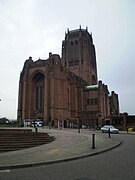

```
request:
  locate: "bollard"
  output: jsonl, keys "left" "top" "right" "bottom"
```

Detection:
{"left": 35, "top": 127, "right": 38, "bottom": 133}
{"left": 92, "top": 134, "right": 95, "bottom": 149}
{"left": 78, "top": 122, "right": 80, "bottom": 133}
{"left": 108, "top": 128, "right": 111, "bottom": 138}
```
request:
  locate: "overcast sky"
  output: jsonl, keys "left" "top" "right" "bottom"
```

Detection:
{"left": 0, "top": 0, "right": 135, "bottom": 119}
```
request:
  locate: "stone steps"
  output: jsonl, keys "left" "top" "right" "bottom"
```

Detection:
{"left": 0, "top": 139, "right": 54, "bottom": 144}
{"left": 0, "top": 131, "right": 55, "bottom": 152}
{"left": 0, "top": 128, "right": 32, "bottom": 134}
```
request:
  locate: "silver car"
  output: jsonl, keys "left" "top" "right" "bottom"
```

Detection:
{"left": 101, "top": 125, "right": 119, "bottom": 134}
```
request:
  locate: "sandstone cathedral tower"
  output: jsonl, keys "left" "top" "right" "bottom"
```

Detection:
{"left": 17, "top": 27, "right": 119, "bottom": 128}
{"left": 62, "top": 27, "right": 97, "bottom": 85}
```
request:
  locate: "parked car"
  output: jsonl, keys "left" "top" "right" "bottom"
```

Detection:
{"left": 101, "top": 125, "right": 119, "bottom": 134}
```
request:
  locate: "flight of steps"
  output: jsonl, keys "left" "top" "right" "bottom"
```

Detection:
{"left": 0, "top": 128, "right": 55, "bottom": 152}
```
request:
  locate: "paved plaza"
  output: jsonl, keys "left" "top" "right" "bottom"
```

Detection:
{"left": 0, "top": 128, "right": 122, "bottom": 170}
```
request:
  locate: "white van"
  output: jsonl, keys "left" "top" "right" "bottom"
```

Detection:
{"left": 32, "top": 119, "right": 43, "bottom": 127}
{"left": 24, "top": 119, "right": 31, "bottom": 127}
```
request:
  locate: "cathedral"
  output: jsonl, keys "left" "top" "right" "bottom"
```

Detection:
{"left": 17, "top": 27, "right": 119, "bottom": 128}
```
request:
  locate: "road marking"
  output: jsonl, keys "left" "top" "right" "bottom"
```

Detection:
{"left": 0, "top": 170, "right": 11, "bottom": 173}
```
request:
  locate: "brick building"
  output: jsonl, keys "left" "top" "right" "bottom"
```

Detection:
{"left": 17, "top": 27, "right": 119, "bottom": 128}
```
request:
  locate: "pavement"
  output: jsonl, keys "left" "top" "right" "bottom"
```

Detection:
{"left": 0, "top": 128, "right": 129, "bottom": 170}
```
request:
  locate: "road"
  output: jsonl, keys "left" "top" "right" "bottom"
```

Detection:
{"left": 0, "top": 133, "right": 135, "bottom": 180}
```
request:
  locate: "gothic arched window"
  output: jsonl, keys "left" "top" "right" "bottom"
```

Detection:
{"left": 32, "top": 73, "right": 45, "bottom": 112}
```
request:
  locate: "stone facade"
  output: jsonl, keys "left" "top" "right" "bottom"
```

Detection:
{"left": 17, "top": 27, "right": 119, "bottom": 128}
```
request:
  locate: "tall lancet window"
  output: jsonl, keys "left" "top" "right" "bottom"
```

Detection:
{"left": 32, "top": 73, "right": 45, "bottom": 113}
